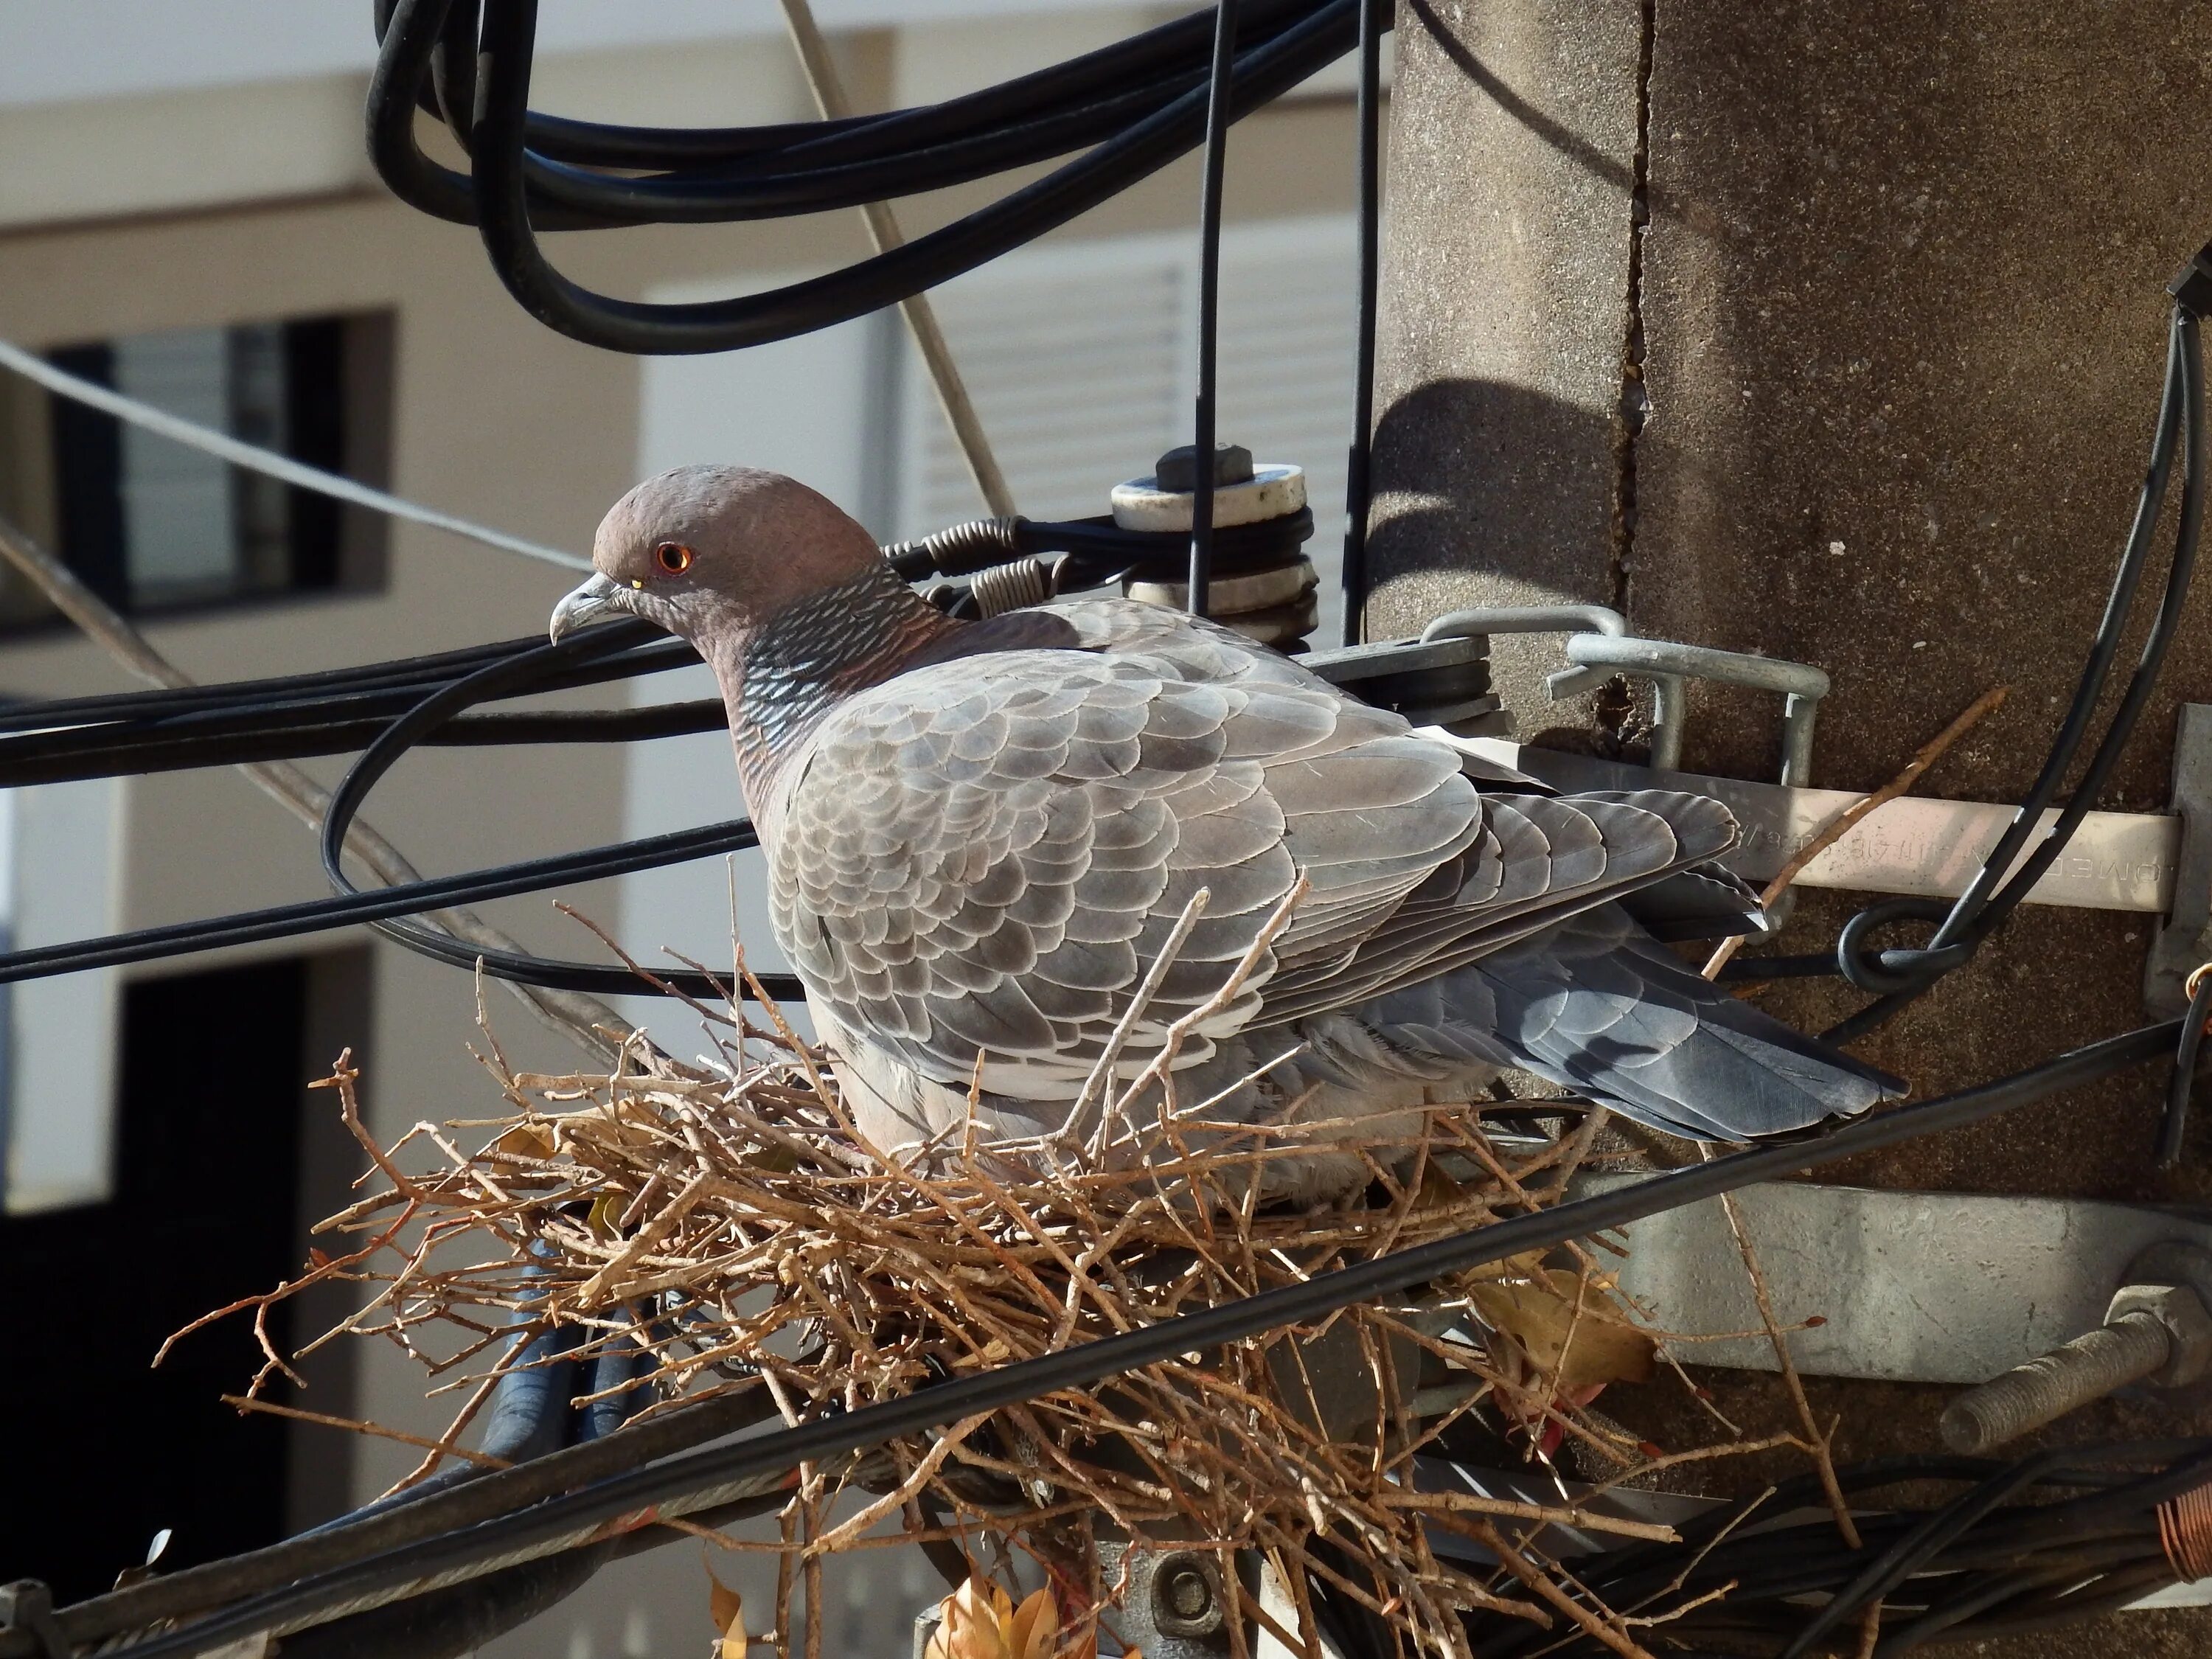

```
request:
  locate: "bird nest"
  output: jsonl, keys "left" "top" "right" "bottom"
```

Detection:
{"left": 209, "top": 994, "right": 1810, "bottom": 1659}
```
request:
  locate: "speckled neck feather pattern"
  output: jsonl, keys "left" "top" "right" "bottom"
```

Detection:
{"left": 728, "top": 560, "right": 960, "bottom": 796}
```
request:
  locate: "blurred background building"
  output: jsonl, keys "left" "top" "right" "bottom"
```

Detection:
{"left": 0, "top": 4, "right": 1383, "bottom": 1652}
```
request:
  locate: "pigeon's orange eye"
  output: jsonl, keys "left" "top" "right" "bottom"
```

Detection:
{"left": 654, "top": 541, "right": 694, "bottom": 576}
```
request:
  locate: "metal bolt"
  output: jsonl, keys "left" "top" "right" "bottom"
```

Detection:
{"left": 1152, "top": 442, "right": 1254, "bottom": 491}
{"left": 1941, "top": 1268, "right": 2212, "bottom": 1454}
{"left": 1166, "top": 1565, "right": 1211, "bottom": 1619}
{"left": 1149, "top": 1551, "right": 1223, "bottom": 1637}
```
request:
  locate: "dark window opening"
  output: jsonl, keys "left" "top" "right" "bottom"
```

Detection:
{"left": 0, "top": 313, "right": 392, "bottom": 632}
{"left": 0, "top": 954, "right": 366, "bottom": 1601}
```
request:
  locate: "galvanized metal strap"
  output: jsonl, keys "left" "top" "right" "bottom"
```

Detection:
{"left": 1444, "top": 735, "right": 2177, "bottom": 915}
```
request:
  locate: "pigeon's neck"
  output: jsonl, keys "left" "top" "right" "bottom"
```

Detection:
{"left": 717, "top": 561, "right": 961, "bottom": 802}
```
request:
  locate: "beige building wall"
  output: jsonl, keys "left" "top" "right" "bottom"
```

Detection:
{"left": 0, "top": 13, "right": 1367, "bottom": 1652}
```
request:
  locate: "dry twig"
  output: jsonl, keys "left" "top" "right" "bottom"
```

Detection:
{"left": 1703, "top": 684, "right": 2010, "bottom": 980}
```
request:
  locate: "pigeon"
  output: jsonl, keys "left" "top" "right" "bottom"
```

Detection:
{"left": 552, "top": 466, "right": 1899, "bottom": 1199}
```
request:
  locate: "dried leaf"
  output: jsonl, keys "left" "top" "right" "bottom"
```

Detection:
{"left": 496, "top": 1121, "right": 557, "bottom": 1160}
{"left": 1470, "top": 1268, "right": 1655, "bottom": 1389}
{"left": 1007, "top": 1587, "right": 1058, "bottom": 1659}
{"left": 1413, "top": 1162, "right": 1465, "bottom": 1208}
{"left": 585, "top": 1190, "right": 625, "bottom": 1241}
{"left": 928, "top": 1577, "right": 1054, "bottom": 1659}
{"left": 704, "top": 1557, "right": 746, "bottom": 1659}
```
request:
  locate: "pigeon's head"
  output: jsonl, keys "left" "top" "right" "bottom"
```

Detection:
{"left": 549, "top": 465, "right": 886, "bottom": 654}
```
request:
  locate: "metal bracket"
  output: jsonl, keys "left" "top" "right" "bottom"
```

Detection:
{"left": 1551, "top": 634, "right": 1829, "bottom": 787}
{"left": 1413, "top": 607, "right": 1829, "bottom": 786}
{"left": 1441, "top": 736, "right": 2179, "bottom": 916}
{"left": 2147, "top": 703, "right": 2212, "bottom": 1013}
{"left": 1578, "top": 1174, "right": 2212, "bottom": 1385}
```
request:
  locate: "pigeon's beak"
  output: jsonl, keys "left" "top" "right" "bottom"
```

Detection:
{"left": 549, "top": 571, "right": 628, "bottom": 643}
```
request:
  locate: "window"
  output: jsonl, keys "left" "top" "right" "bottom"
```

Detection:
{"left": 0, "top": 312, "right": 393, "bottom": 629}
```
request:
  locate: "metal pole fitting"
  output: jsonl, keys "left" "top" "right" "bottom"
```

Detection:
{"left": 1940, "top": 1242, "right": 2212, "bottom": 1453}
{"left": 0, "top": 1584, "right": 66, "bottom": 1659}
{"left": 1554, "top": 633, "right": 1831, "bottom": 785}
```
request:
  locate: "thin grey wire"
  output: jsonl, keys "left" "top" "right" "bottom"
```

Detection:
{"left": 0, "top": 337, "right": 591, "bottom": 573}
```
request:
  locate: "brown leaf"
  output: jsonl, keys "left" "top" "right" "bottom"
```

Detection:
{"left": 1007, "top": 1587, "right": 1058, "bottom": 1659}
{"left": 1470, "top": 1268, "right": 1655, "bottom": 1390}
{"left": 927, "top": 1577, "right": 1046, "bottom": 1659}
{"left": 496, "top": 1121, "right": 557, "bottom": 1160}
{"left": 704, "top": 1556, "right": 746, "bottom": 1659}
{"left": 1413, "top": 1162, "right": 1466, "bottom": 1209}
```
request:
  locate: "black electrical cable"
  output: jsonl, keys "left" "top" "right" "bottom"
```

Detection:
{"left": 0, "top": 516, "right": 1301, "bottom": 792}
{"left": 273, "top": 1544, "right": 617, "bottom": 1659}
{"left": 1806, "top": 1440, "right": 2212, "bottom": 1657}
{"left": 1338, "top": 0, "right": 1384, "bottom": 646}
{"left": 311, "top": 625, "right": 796, "bottom": 1001}
{"left": 1833, "top": 297, "right": 2201, "bottom": 1026}
{"left": 414, "top": 0, "right": 1360, "bottom": 352}
{"left": 1917, "top": 310, "right": 2202, "bottom": 955}
{"left": 0, "top": 630, "right": 554, "bottom": 735}
{"left": 1468, "top": 1442, "right": 2210, "bottom": 1658}
{"left": 65, "top": 1018, "right": 2177, "bottom": 1659}
{"left": 0, "top": 643, "right": 702, "bottom": 787}
{"left": 2160, "top": 964, "right": 2212, "bottom": 1166}
{"left": 370, "top": 0, "right": 1336, "bottom": 222}
{"left": 40, "top": 1388, "right": 786, "bottom": 1652}
{"left": 1186, "top": 0, "right": 1238, "bottom": 619}
{"left": 0, "top": 815, "right": 773, "bottom": 989}
{"left": 1775, "top": 1444, "right": 2155, "bottom": 1658}
{"left": 1715, "top": 282, "right": 2207, "bottom": 1048}
{"left": 0, "top": 701, "right": 734, "bottom": 790}
{"left": 0, "top": 512, "right": 1324, "bottom": 992}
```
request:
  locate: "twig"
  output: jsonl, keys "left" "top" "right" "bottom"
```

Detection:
{"left": 1703, "top": 684, "right": 2009, "bottom": 979}
{"left": 222, "top": 1395, "right": 502, "bottom": 1465}
{"left": 1057, "top": 886, "right": 1212, "bottom": 1146}
{"left": 1700, "top": 1156, "right": 1862, "bottom": 1551}
{"left": 776, "top": 0, "right": 1016, "bottom": 521}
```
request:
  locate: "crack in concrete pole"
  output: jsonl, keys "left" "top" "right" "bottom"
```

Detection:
{"left": 1362, "top": 0, "right": 1652, "bottom": 726}
{"left": 1597, "top": 0, "right": 1658, "bottom": 752}
{"left": 1610, "top": 0, "right": 1656, "bottom": 611}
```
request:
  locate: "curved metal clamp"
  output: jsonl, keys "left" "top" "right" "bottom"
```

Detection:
{"left": 1413, "top": 605, "right": 1828, "bottom": 790}
{"left": 1551, "top": 635, "right": 1829, "bottom": 787}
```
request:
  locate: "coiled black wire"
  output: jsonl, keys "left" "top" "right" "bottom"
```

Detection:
{"left": 1464, "top": 1444, "right": 2211, "bottom": 1658}
{"left": 369, "top": 0, "right": 1359, "bottom": 352}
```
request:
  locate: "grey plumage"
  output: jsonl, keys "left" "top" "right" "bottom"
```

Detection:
{"left": 556, "top": 466, "right": 1902, "bottom": 1200}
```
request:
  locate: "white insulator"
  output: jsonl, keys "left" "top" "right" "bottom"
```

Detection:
{"left": 1109, "top": 463, "right": 1307, "bottom": 532}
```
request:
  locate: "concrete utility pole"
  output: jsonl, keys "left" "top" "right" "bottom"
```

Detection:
{"left": 1368, "top": 3, "right": 2212, "bottom": 1652}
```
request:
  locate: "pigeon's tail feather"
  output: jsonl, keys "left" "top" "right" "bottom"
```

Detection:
{"left": 1615, "top": 863, "right": 1767, "bottom": 943}
{"left": 1343, "top": 904, "right": 1899, "bottom": 1142}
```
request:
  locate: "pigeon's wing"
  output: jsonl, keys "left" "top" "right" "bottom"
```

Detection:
{"left": 1250, "top": 789, "right": 1745, "bottom": 1025}
{"left": 768, "top": 633, "right": 1484, "bottom": 1103}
